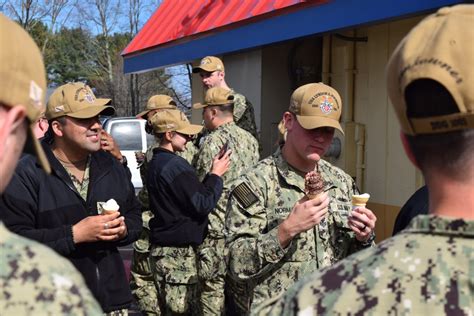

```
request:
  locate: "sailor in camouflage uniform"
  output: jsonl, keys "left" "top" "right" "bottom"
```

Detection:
{"left": 131, "top": 95, "right": 198, "bottom": 315}
{"left": 1, "top": 223, "right": 102, "bottom": 315}
{"left": 131, "top": 95, "right": 179, "bottom": 315}
{"left": 193, "top": 56, "right": 259, "bottom": 143}
{"left": 1, "top": 81, "right": 143, "bottom": 315}
{"left": 193, "top": 87, "right": 260, "bottom": 315}
{"left": 261, "top": 5, "right": 474, "bottom": 315}
{"left": 226, "top": 83, "right": 377, "bottom": 313}
{"left": 0, "top": 13, "right": 102, "bottom": 315}
{"left": 146, "top": 109, "right": 230, "bottom": 315}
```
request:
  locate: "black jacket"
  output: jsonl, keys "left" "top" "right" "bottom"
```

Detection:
{"left": 392, "top": 185, "right": 429, "bottom": 236}
{"left": 0, "top": 141, "right": 142, "bottom": 312}
{"left": 148, "top": 148, "right": 223, "bottom": 246}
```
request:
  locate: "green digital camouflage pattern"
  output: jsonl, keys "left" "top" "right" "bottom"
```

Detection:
{"left": 150, "top": 245, "right": 200, "bottom": 315}
{"left": 130, "top": 211, "right": 159, "bottom": 315}
{"left": 225, "top": 148, "right": 374, "bottom": 312}
{"left": 137, "top": 142, "right": 160, "bottom": 212}
{"left": 178, "top": 140, "right": 199, "bottom": 165}
{"left": 130, "top": 142, "right": 197, "bottom": 315}
{"left": 193, "top": 121, "right": 259, "bottom": 315}
{"left": 61, "top": 155, "right": 91, "bottom": 202}
{"left": 131, "top": 141, "right": 159, "bottom": 315}
{"left": 260, "top": 215, "right": 474, "bottom": 316}
{"left": 194, "top": 121, "right": 259, "bottom": 236}
{"left": 105, "top": 309, "right": 128, "bottom": 316}
{"left": 197, "top": 237, "right": 226, "bottom": 315}
{"left": 232, "top": 91, "right": 259, "bottom": 143}
{"left": 132, "top": 140, "right": 197, "bottom": 315}
{"left": 0, "top": 222, "right": 102, "bottom": 315}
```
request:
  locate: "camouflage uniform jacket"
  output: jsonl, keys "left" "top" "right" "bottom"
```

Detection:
{"left": 262, "top": 215, "right": 474, "bottom": 316}
{"left": 0, "top": 222, "right": 102, "bottom": 315}
{"left": 232, "top": 91, "right": 259, "bottom": 143}
{"left": 225, "top": 149, "right": 374, "bottom": 311}
{"left": 194, "top": 121, "right": 259, "bottom": 237}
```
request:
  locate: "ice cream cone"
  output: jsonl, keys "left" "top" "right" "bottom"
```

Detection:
{"left": 352, "top": 193, "right": 370, "bottom": 208}
{"left": 102, "top": 198, "right": 120, "bottom": 215}
{"left": 304, "top": 166, "right": 324, "bottom": 201}
{"left": 306, "top": 192, "right": 324, "bottom": 200}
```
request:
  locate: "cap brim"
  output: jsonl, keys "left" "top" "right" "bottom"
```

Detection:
{"left": 176, "top": 124, "right": 203, "bottom": 135}
{"left": 192, "top": 65, "right": 217, "bottom": 73}
{"left": 192, "top": 103, "right": 208, "bottom": 109}
{"left": 67, "top": 105, "right": 115, "bottom": 119}
{"left": 24, "top": 127, "right": 51, "bottom": 174}
{"left": 136, "top": 109, "right": 150, "bottom": 119}
{"left": 296, "top": 115, "right": 344, "bottom": 135}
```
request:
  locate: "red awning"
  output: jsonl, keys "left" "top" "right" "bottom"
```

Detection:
{"left": 123, "top": 0, "right": 325, "bottom": 56}
{"left": 122, "top": 0, "right": 462, "bottom": 73}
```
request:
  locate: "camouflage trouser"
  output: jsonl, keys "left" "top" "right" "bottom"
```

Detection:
{"left": 130, "top": 228, "right": 160, "bottom": 315}
{"left": 150, "top": 244, "right": 201, "bottom": 315}
{"left": 197, "top": 237, "right": 227, "bottom": 315}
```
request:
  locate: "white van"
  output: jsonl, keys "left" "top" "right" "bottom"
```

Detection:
{"left": 103, "top": 117, "right": 155, "bottom": 193}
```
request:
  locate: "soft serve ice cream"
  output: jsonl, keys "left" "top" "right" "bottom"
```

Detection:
{"left": 102, "top": 198, "right": 120, "bottom": 214}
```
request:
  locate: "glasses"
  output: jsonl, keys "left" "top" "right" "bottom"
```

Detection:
{"left": 175, "top": 132, "right": 196, "bottom": 140}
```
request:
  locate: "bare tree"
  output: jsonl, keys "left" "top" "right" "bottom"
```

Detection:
{"left": 3, "top": 0, "right": 47, "bottom": 31}
{"left": 126, "top": 0, "right": 146, "bottom": 115}
{"left": 76, "top": 0, "right": 121, "bottom": 101}
{"left": 41, "top": 0, "right": 73, "bottom": 54}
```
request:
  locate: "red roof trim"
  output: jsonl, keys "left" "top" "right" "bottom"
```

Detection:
{"left": 123, "top": 0, "right": 325, "bottom": 56}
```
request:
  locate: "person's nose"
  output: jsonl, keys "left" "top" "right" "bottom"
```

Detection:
{"left": 310, "top": 130, "right": 326, "bottom": 142}
{"left": 90, "top": 117, "right": 101, "bottom": 130}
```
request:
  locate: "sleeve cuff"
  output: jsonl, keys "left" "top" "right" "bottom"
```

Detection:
{"left": 66, "top": 225, "right": 76, "bottom": 253}
{"left": 358, "top": 231, "right": 375, "bottom": 247}
{"left": 260, "top": 226, "right": 290, "bottom": 263}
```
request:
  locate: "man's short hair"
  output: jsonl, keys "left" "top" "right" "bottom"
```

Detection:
{"left": 211, "top": 103, "right": 234, "bottom": 116}
{"left": 43, "top": 116, "right": 67, "bottom": 144}
{"left": 404, "top": 79, "right": 474, "bottom": 180}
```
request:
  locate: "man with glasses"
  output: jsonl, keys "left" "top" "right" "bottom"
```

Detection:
{"left": 225, "top": 83, "right": 377, "bottom": 313}
{"left": 1, "top": 82, "right": 142, "bottom": 315}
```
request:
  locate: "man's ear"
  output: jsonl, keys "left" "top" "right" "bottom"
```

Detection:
{"left": 164, "top": 131, "right": 174, "bottom": 142}
{"left": 210, "top": 107, "right": 218, "bottom": 118}
{"left": 283, "top": 112, "right": 295, "bottom": 131}
{"left": 51, "top": 120, "right": 64, "bottom": 137}
{"left": 400, "top": 131, "right": 420, "bottom": 169}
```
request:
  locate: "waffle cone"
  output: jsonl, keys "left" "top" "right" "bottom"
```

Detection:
{"left": 103, "top": 209, "right": 119, "bottom": 215}
{"left": 352, "top": 194, "right": 370, "bottom": 207}
{"left": 306, "top": 192, "right": 324, "bottom": 200}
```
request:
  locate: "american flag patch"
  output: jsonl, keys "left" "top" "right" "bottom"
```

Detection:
{"left": 232, "top": 182, "right": 258, "bottom": 209}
